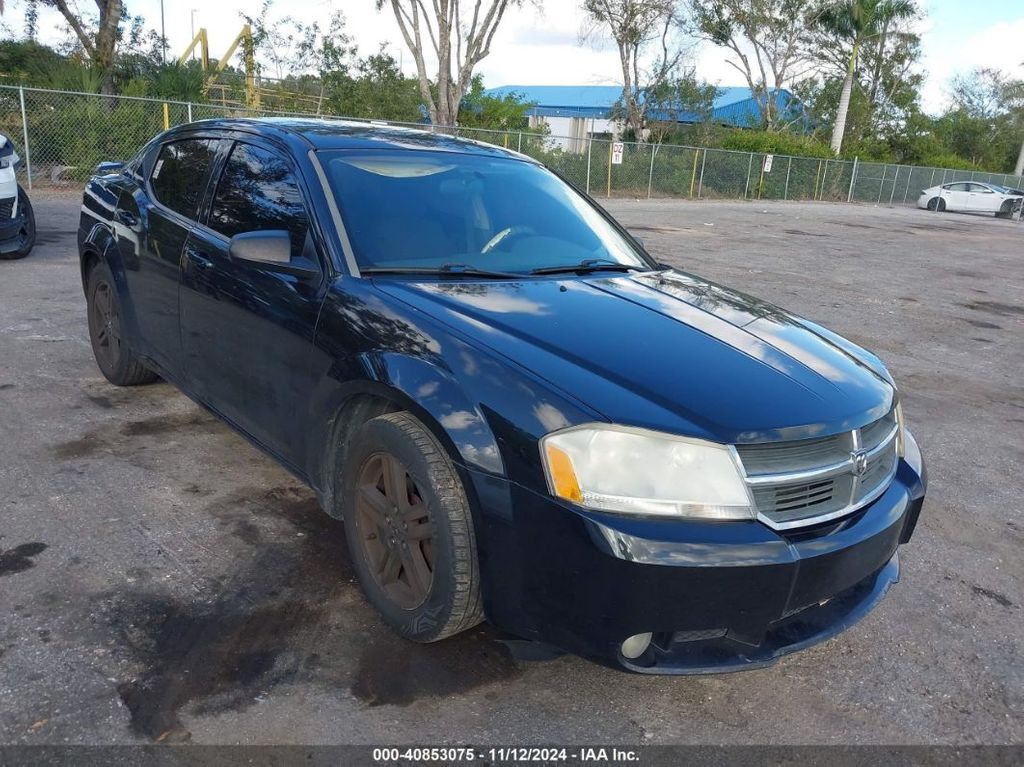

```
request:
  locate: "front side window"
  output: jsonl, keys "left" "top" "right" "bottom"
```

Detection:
{"left": 209, "top": 142, "right": 309, "bottom": 259}
{"left": 150, "top": 139, "right": 217, "bottom": 219}
{"left": 320, "top": 150, "right": 650, "bottom": 274}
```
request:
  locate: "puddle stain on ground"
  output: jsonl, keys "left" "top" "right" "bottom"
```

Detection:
{"left": 970, "top": 584, "right": 1015, "bottom": 609}
{"left": 351, "top": 627, "right": 521, "bottom": 707}
{"left": 106, "top": 485, "right": 521, "bottom": 741}
{"left": 961, "top": 301, "right": 1024, "bottom": 318}
{"left": 0, "top": 542, "right": 48, "bottom": 577}
{"left": 51, "top": 410, "right": 223, "bottom": 460}
{"left": 964, "top": 319, "right": 1001, "bottom": 330}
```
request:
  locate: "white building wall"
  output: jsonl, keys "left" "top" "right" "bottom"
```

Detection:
{"left": 528, "top": 115, "right": 618, "bottom": 152}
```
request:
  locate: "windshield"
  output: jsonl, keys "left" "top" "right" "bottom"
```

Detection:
{"left": 319, "top": 149, "right": 651, "bottom": 274}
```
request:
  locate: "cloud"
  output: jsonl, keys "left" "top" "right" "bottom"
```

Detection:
{"left": 920, "top": 16, "right": 1024, "bottom": 114}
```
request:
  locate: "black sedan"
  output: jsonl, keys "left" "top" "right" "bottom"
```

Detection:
{"left": 78, "top": 119, "right": 926, "bottom": 673}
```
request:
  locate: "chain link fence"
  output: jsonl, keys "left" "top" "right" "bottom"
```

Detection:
{"left": 3, "top": 84, "right": 1022, "bottom": 212}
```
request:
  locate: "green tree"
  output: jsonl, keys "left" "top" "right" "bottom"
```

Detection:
{"left": 581, "top": 0, "right": 690, "bottom": 141}
{"left": 814, "top": 0, "right": 917, "bottom": 154}
{"left": 20, "top": 0, "right": 127, "bottom": 92}
{"left": 688, "top": 0, "right": 818, "bottom": 130}
{"left": 376, "top": 0, "right": 533, "bottom": 127}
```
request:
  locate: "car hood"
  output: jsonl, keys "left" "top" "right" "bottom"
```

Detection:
{"left": 375, "top": 270, "right": 896, "bottom": 443}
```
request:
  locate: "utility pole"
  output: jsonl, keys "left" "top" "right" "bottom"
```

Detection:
{"left": 1016, "top": 61, "right": 1024, "bottom": 177}
{"left": 160, "top": 0, "right": 167, "bottom": 64}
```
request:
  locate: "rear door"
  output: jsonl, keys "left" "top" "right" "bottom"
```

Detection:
{"left": 941, "top": 182, "right": 970, "bottom": 211}
{"left": 179, "top": 137, "right": 328, "bottom": 468}
{"left": 123, "top": 137, "right": 219, "bottom": 373}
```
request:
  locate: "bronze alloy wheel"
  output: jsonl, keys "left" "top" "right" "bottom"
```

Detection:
{"left": 89, "top": 279, "right": 121, "bottom": 372}
{"left": 354, "top": 451, "right": 434, "bottom": 610}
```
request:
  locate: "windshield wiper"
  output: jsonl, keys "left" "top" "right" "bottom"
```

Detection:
{"left": 361, "top": 263, "right": 521, "bottom": 279}
{"left": 529, "top": 259, "right": 645, "bottom": 276}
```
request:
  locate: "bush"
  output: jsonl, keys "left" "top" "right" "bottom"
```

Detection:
{"left": 720, "top": 130, "right": 834, "bottom": 159}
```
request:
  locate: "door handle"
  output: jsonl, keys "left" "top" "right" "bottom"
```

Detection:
{"left": 186, "top": 251, "right": 214, "bottom": 270}
{"left": 115, "top": 210, "right": 137, "bottom": 226}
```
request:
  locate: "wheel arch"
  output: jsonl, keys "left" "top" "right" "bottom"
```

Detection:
{"left": 313, "top": 369, "right": 503, "bottom": 522}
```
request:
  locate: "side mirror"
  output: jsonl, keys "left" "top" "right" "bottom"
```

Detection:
{"left": 95, "top": 161, "right": 125, "bottom": 175}
{"left": 229, "top": 230, "right": 292, "bottom": 265}
{"left": 228, "top": 230, "right": 321, "bottom": 279}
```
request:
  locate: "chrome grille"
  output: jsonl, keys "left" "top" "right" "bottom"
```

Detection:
{"left": 735, "top": 412, "right": 899, "bottom": 530}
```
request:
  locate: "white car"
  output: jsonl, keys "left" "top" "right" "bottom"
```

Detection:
{"left": 917, "top": 181, "right": 1023, "bottom": 218}
{"left": 0, "top": 133, "right": 36, "bottom": 260}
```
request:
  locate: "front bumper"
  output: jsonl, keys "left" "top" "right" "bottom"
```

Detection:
{"left": 0, "top": 197, "right": 27, "bottom": 254}
{"left": 472, "top": 431, "right": 926, "bottom": 673}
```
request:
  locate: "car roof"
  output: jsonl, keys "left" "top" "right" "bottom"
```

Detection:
{"left": 164, "top": 117, "right": 530, "bottom": 161}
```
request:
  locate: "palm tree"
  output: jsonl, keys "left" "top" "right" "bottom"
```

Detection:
{"left": 819, "top": 0, "right": 917, "bottom": 155}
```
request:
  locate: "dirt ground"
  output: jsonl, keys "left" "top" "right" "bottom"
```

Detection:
{"left": 0, "top": 192, "right": 1021, "bottom": 745}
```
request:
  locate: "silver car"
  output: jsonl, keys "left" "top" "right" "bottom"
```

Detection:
{"left": 917, "top": 181, "right": 1023, "bottom": 218}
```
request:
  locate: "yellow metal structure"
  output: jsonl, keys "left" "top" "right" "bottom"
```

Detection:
{"left": 177, "top": 25, "right": 259, "bottom": 109}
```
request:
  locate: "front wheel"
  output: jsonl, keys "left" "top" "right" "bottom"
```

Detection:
{"left": 926, "top": 196, "right": 945, "bottom": 212}
{"left": 0, "top": 186, "right": 36, "bottom": 260}
{"left": 341, "top": 411, "right": 483, "bottom": 642}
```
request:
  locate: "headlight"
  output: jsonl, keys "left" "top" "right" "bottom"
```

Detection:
{"left": 0, "top": 151, "right": 18, "bottom": 170}
{"left": 540, "top": 424, "right": 753, "bottom": 520}
{"left": 895, "top": 401, "right": 907, "bottom": 457}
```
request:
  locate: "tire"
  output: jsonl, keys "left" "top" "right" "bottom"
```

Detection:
{"left": 85, "top": 262, "right": 158, "bottom": 386}
{"left": 926, "top": 197, "right": 945, "bottom": 212}
{"left": 0, "top": 186, "right": 36, "bottom": 260}
{"left": 341, "top": 411, "right": 483, "bottom": 642}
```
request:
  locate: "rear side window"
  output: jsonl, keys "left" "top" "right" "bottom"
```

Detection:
{"left": 208, "top": 142, "right": 309, "bottom": 259}
{"left": 150, "top": 139, "right": 217, "bottom": 219}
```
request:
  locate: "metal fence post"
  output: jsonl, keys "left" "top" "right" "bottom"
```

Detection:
{"left": 606, "top": 141, "right": 612, "bottom": 199}
{"left": 647, "top": 145, "right": 655, "bottom": 199}
{"left": 187, "top": 102, "right": 193, "bottom": 122}
{"left": 517, "top": 132, "right": 522, "bottom": 153}
{"left": 847, "top": 157, "right": 859, "bottom": 202}
{"left": 902, "top": 166, "right": 914, "bottom": 203}
{"left": 888, "top": 166, "right": 899, "bottom": 206}
{"left": 784, "top": 156, "right": 792, "bottom": 201}
{"left": 697, "top": 149, "right": 706, "bottom": 198}
{"left": 18, "top": 87, "right": 32, "bottom": 191}
{"left": 743, "top": 152, "right": 753, "bottom": 199}
{"left": 877, "top": 165, "right": 887, "bottom": 204}
{"left": 585, "top": 138, "right": 592, "bottom": 195}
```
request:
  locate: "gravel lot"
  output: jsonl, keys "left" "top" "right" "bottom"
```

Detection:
{"left": 1, "top": 192, "right": 1021, "bottom": 745}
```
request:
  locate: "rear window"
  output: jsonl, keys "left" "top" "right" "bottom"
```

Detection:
{"left": 150, "top": 139, "right": 217, "bottom": 220}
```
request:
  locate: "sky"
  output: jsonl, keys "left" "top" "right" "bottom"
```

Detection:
{"left": 3, "top": 0, "right": 1023, "bottom": 114}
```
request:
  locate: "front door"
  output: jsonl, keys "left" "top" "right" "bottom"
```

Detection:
{"left": 178, "top": 139, "right": 328, "bottom": 469}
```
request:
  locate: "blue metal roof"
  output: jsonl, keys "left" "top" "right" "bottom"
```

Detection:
{"left": 483, "top": 85, "right": 804, "bottom": 128}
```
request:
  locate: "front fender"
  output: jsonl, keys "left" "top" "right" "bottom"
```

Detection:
{"left": 305, "top": 282, "right": 602, "bottom": 496}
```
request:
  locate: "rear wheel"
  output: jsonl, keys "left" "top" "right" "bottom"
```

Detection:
{"left": 926, "top": 196, "right": 945, "bottom": 212}
{"left": 86, "top": 262, "right": 158, "bottom": 386}
{"left": 0, "top": 186, "right": 36, "bottom": 260}
{"left": 341, "top": 411, "right": 483, "bottom": 642}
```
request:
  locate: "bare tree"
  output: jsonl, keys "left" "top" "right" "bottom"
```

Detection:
{"left": 581, "top": 1, "right": 690, "bottom": 141}
{"left": 34, "top": 0, "right": 125, "bottom": 91}
{"left": 376, "top": 0, "right": 526, "bottom": 127}
{"left": 688, "top": 0, "right": 817, "bottom": 129}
